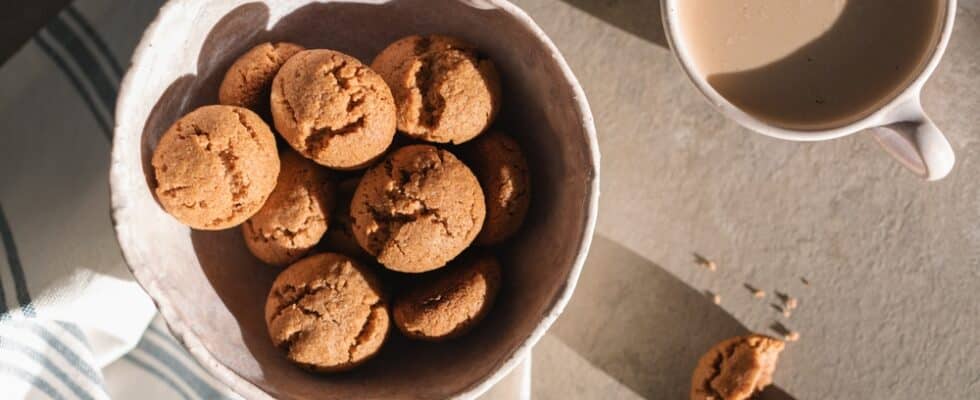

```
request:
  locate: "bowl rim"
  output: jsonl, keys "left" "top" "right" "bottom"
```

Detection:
{"left": 109, "top": 0, "right": 600, "bottom": 398}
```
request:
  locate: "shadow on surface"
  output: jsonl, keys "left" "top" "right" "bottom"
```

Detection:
{"left": 758, "top": 385, "right": 796, "bottom": 400}
{"left": 559, "top": 0, "right": 666, "bottom": 47}
{"left": 549, "top": 234, "right": 796, "bottom": 399}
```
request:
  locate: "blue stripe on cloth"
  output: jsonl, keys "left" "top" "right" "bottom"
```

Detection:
{"left": 0, "top": 203, "right": 35, "bottom": 317}
{"left": 122, "top": 355, "right": 193, "bottom": 400}
{"left": 146, "top": 323, "right": 179, "bottom": 346}
{"left": 55, "top": 321, "right": 88, "bottom": 347}
{"left": 24, "top": 324, "right": 104, "bottom": 386}
{"left": 43, "top": 17, "right": 118, "bottom": 114}
{"left": 137, "top": 337, "right": 230, "bottom": 400}
{"left": 0, "top": 361, "right": 67, "bottom": 400}
{"left": 0, "top": 338, "right": 98, "bottom": 400}
{"left": 64, "top": 6, "right": 124, "bottom": 77}
{"left": 32, "top": 35, "right": 112, "bottom": 139}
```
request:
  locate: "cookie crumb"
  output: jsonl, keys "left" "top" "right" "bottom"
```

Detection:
{"left": 694, "top": 253, "right": 717, "bottom": 272}
{"left": 744, "top": 284, "right": 765, "bottom": 299}
{"left": 785, "top": 331, "right": 800, "bottom": 342}
{"left": 785, "top": 297, "right": 798, "bottom": 310}
{"left": 705, "top": 290, "right": 721, "bottom": 305}
{"left": 770, "top": 321, "right": 790, "bottom": 335}
{"left": 773, "top": 292, "right": 798, "bottom": 316}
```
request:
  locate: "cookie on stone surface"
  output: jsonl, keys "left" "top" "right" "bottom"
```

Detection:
{"left": 393, "top": 255, "right": 501, "bottom": 341}
{"left": 461, "top": 131, "right": 530, "bottom": 245}
{"left": 371, "top": 35, "right": 501, "bottom": 144}
{"left": 152, "top": 105, "right": 279, "bottom": 230}
{"left": 350, "top": 145, "right": 485, "bottom": 273}
{"left": 218, "top": 42, "right": 304, "bottom": 116}
{"left": 690, "top": 334, "right": 785, "bottom": 400}
{"left": 242, "top": 150, "right": 334, "bottom": 266}
{"left": 270, "top": 49, "right": 396, "bottom": 170}
{"left": 265, "top": 252, "right": 389, "bottom": 372}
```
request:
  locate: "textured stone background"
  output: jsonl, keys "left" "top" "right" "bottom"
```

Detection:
{"left": 515, "top": 1, "right": 980, "bottom": 399}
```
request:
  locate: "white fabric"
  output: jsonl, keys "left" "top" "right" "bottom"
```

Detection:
{"left": 30, "top": 270, "right": 157, "bottom": 368}
{"left": 0, "top": 0, "right": 163, "bottom": 396}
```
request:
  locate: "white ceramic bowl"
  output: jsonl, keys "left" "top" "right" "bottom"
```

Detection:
{"left": 110, "top": 0, "right": 599, "bottom": 398}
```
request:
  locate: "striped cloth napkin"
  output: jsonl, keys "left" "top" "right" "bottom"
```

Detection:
{"left": 0, "top": 1, "right": 529, "bottom": 399}
{"left": 0, "top": 0, "right": 244, "bottom": 398}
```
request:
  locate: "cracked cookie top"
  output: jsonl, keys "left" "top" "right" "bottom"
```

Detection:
{"left": 242, "top": 150, "right": 334, "bottom": 266}
{"left": 371, "top": 35, "right": 501, "bottom": 144}
{"left": 151, "top": 105, "right": 280, "bottom": 230}
{"left": 264, "top": 252, "right": 390, "bottom": 372}
{"left": 218, "top": 42, "right": 304, "bottom": 117}
{"left": 393, "top": 254, "right": 501, "bottom": 341}
{"left": 690, "top": 334, "right": 785, "bottom": 400}
{"left": 270, "top": 49, "right": 396, "bottom": 170}
{"left": 350, "top": 145, "right": 486, "bottom": 273}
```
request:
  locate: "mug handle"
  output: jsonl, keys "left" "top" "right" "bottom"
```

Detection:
{"left": 869, "top": 98, "right": 954, "bottom": 181}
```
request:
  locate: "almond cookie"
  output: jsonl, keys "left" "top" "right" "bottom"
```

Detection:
{"left": 351, "top": 145, "right": 485, "bottom": 273}
{"left": 218, "top": 42, "right": 304, "bottom": 116}
{"left": 690, "top": 334, "right": 785, "bottom": 400}
{"left": 462, "top": 131, "right": 530, "bottom": 245}
{"left": 393, "top": 255, "right": 501, "bottom": 341}
{"left": 371, "top": 35, "right": 501, "bottom": 144}
{"left": 152, "top": 105, "right": 279, "bottom": 230}
{"left": 270, "top": 49, "right": 396, "bottom": 170}
{"left": 242, "top": 150, "right": 334, "bottom": 266}
{"left": 265, "top": 253, "right": 389, "bottom": 372}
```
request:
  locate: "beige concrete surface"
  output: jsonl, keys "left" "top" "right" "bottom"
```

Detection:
{"left": 533, "top": 334, "right": 644, "bottom": 400}
{"left": 516, "top": 1, "right": 980, "bottom": 399}
{"left": 480, "top": 358, "right": 531, "bottom": 400}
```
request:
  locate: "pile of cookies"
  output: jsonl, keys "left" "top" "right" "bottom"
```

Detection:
{"left": 150, "top": 35, "right": 531, "bottom": 372}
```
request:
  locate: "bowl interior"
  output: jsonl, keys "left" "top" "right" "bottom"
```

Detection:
{"left": 112, "top": 0, "right": 596, "bottom": 398}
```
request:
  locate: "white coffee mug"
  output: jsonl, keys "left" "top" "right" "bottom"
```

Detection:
{"left": 661, "top": 0, "right": 957, "bottom": 181}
